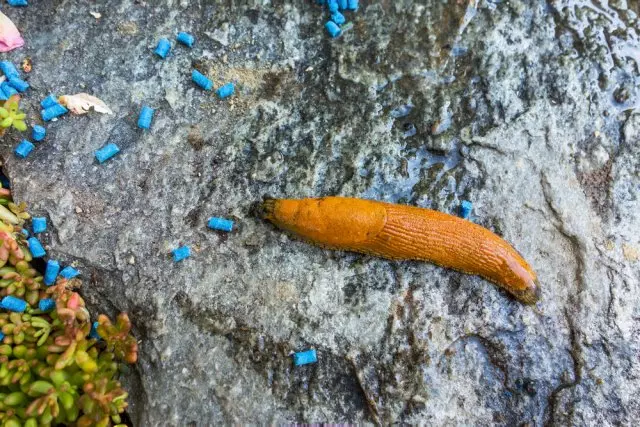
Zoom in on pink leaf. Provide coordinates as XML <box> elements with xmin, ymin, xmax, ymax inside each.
<box><xmin>0</xmin><ymin>11</ymin><xmax>25</xmax><ymax>53</ymax></box>
<box><xmin>67</xmin><ymin>292</ymin><xmax>80</xmax><ymax>310</ymax></box>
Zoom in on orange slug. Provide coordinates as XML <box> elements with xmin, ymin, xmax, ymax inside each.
<box><xmin>261</xmin><ymin>197</ymin><xmax>539</xmax><ymax>304</ymax></box>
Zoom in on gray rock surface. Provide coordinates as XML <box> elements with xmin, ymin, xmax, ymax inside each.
<box><xmin>1</xmin><ymin>0</ymin><xmax>640</xmax><ymax>424</ymax></box>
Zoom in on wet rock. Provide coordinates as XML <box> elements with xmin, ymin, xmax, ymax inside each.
<box><xmin>1</xmin><ymin>0</ymin><xmax>639</xmax><ymax>425</ymax></box>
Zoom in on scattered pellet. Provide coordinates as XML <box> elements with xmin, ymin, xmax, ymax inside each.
<box><xmin>137</xmin><ymin>105</ymin><xmax>155</xmax><ymax>129</ymax></box>
<box><xmin>331</xmin><ymin>12</ymin><xmax>346</xmax><ymax>25</ymax></box>
<box><xmin>60</xmin><ymin>266</ymin><xmax>80</xmax><ymax>279</ymax></box>
<box><xmin>192</xmin><ymin>70</ymin><xmax>213</xmax><ymax>90</ymax></box>
<box><xmin>325</xmin><ymin>21</ymin><xmax>341</xmax><ymax>38</ymax></box>
<box><xmin>1</xmin><ymin>82</ymin><xmax>18</xmax><ymax>98</ymax></box>
<box><xmin>0</xmin><ymin>61</ymin><xmax>19</xmax><ymax>79</ymax></box>
<box><xmin>293</xmin><ymin>349</ymin><xmax>318</xmax><ymax>366</ymax></box>
<box><xmin>172</xmin><ymin>245</ymin><xmax>191</xmax><ymax>262</ymax></box>
<box><xmin>44</xmin><ymin>260</ymin><xmax>60</xmax><ymax>286</ymax></box>
<box><xmin>7</xmin><ymin>77</ymin><xmax>29</xmax><ymax>92</ymax></box>
<box><xmin>459</xmin><ymin>200</ymin><xmax>473</xmax><ymax>219</ymax></box>
<box><xmin>32</xmin><ymin>217</ymin><xmax>46</xmax><ymax>233</ymax></box>
<box><xmin>177</xmin><ymin>32</ymin><xmax>195</xmax><ymax>48</ymax></box>
<box><xmin>154</xmin><ymin>38</ymin><xmax>171</xmax><ymax>58</ymax></box>
<box><xmin>40</xmin><ymin>95</ymin><xmax>59</xmax><ymax>109</ymax></box>
<box><xmin>216</xmin><ymin>82</ymin><xmax>235</xmax><ymax>99</ymax></box>
<box><xmin>14</xmin><ymin>140</ymin><xmax>34</xmax><ymax>158</ymax></box>
<box><xmin>32</xmin><ymin>125</ymin><xmax>46</xmax><ymax>141</ymax></box>
<box><xmin>0</xmin><ymin>296</ymin><xmax>27</xmax><ymax>312</ymax></box>
<box><xmin>208</xmin><ymin>217</ymin><xmax>234</xmax><ymax>232</ymax></box>
<box><xmin>41</xmin><ymin>104</ymin><xmax>68</xmax><ymax>121</ymax></box>
<box><xmin>38</xmin><ymin>298</ymin><xmax>55</xmax><ymax>312</ymax></box>
<box><xmin>27</xmin><ymin>237</ymin><xmax>46</xmax><ymax>258</ymax></box>
<box><xmin>95</xmin><ymin>143</ymin><xmax>121</xmax><ymax>164</ymax></box>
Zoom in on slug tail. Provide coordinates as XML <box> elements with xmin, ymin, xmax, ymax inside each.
<box><xmin>510</xmin><ymin>278</ymin><xmax>541</xmax><ymax>305</ymax></box>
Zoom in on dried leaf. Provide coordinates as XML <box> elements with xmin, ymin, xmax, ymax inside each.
<box><xmin>21</xmin><ymin>57</ymin><xmax>32</xmax><ymax>73</ymax></box>
<box><xmin>59</xmin><ymin>93</ymin><xmax>113</xmax><ymax>115</ymax></box>
<box><xmin>0</xmin><ymin>11</ymin><xmax>25</xmax><ymax>53</ymax></box>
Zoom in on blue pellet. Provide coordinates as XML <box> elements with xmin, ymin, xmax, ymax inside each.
<box><xmin>0</xmin><ymin>332</ymin><xmax>4</xmax><ymax>341</ymax></box>
<box><xmin>216</xmin><ymin>82</ymin><xmax>235</xmax><ymax>99</ymax></box>
<box><xmin>0</xmin><ymin>175</ymin><xmax>10</xmax><ymax>189</ymax></box>
<box><xmin>38</xmin><ymin>298</ymin><xmax>55</xmax><ymax>312</ymax></box>
<box><xmin>89</xmin><ymin>321</ymin><xmax>101</xmax><ymax>340</ymax></box>
<box><xmin>177</xmin><ymin>32</ymin><xmax>195</xmax><ymax>48</ymax></box>
<box><xmin>44</xmin><ymin>260</ymin><xmax>60</xmax><ymax>286</ymax></box>
<box><xmin>137</xmin><ymin>105</ymin><xmax>155</xmax><ymax>129</ymax></box>
<box><xmin>0</xmin><ymin>61</ymin><xmax>19</xmax><ymax>79</ymax></box>
<box><xmin>154</xmin><ymin>38</ymin><xmax>171</xmax><ymax>58</ymax></box>
<box><xmin>41</xmin><ymin>104</ymin><xmax>68</xmax><ymax>121</ymax></box>
<box><xmin>28</xmin><ymin>237</ymin><xmax>46</xmax><ymax>258</ymax></box>
<box><xmin>325</xmin><ymin>21</ymin><xmax>341</xmax><ymax>38</ymax></box>
<box><xmin>316</xmin><ymin>0</ymin><xmax>326</xmax><ymax>3</ymax></box>
<box><xmin>7</xmin><ymin>0</ymin><xmax>28</xmax><ymax>6</ymax></box>
<box><xmin>32</xmin><ymin>217</ymin><xmax>47</xmax><ymax>233</ymax></box>
<box><xmin>1</xmin><ymin>296</ymin><xmax>27</xmax><ymax>312</ymax></box>
<box><xmin>0</xmin><ymin>90</ymin><xmax>7</xmax><ymax>101</ymax></box>
<box><xmin>332</xmin><ymin>12</ymin><xmax>346</xmax><ymax>25</ymax></box>
<box><xmin>192</xmin><ymin>70</ymin><xmax>213</xmax><ymax>91</ymax></box>
<box><xmin>207</xmin><ymin>217</ymin><xmax>234</xmax><ymax>232</ymax></box>
<box><xmin>338</xmin><ymin>0</ymin><xmax>347</xmax><ymax>10</ymax></box>
<box><xmin>328</xmin><ymin>0</ymin><xmax>338</xmax><ymax>13</ymax></box>
<box><xmin>95</xmin><ymin>143</ymin><xmax>120</xmax><ymax>164</ymax></box>
<box><xmin>32</xmin><ymin>125</ymin><xmax>46</xmax><ymax>142</ymax></box>
<box><xmin>8</xmin><ymin>77</ymin><xmax>29</xmax><ymax>93</ymax></box>
<box><xmin>60</xmin><ymin>266</ymin><xmax>80</xmax><ymax>279</ymax></box>
<box><xmin>172</xmin><ymin>245</ymin><xmax>191</xmax><ymax>262</ymax></box>
<box><xmin>15</xmin><ymin>140</ymin><xmax>34</xmax><ymax>158</ymax></box>
<box><xmin>293</xmin><ymin>349</ymin><xmax>317</xmax><ymax>366</ymax></box>
<box><xmin>40</xmin><ymin>95</ymin><xmax>59</xmax><ymax>109</ymax></box>
<box><xmin>347</xmin><ymin>0</ymin><xmax>358</xmax><ymax>10</ymax></box>
<box><xmin>1</xmin><ymin>82</ymin><xmax>18</xmax><ymax>98</ymax></box>
<box><xmin>460</xmin><ymin>200</ymin><xmax>473</xmax><ymax>219</ymax></box>
<box><xmin>21</xmin><ymin>229</ymin><xmax>29</xmax><ymax>238</ymax></box>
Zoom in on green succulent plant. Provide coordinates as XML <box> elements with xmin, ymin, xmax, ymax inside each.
<box><xmin>0</xmin><ymin>182</ymin><xmax>137</xmax><ymax>427</ymax></box>
<box><xmin>0</xmin><ymin>96</ymin><xmax>27</xmax><ymax>135</ymax></box>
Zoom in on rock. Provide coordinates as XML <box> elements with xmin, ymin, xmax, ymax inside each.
<box><xmin>1</xmin><ymin>0</ymin><xmax>639</xmax><ymax>425</ymax></box>
<box><xmin>206</xmin><ymin>23</ymin><xmax>231</xmax><ymax>47</ymax></box>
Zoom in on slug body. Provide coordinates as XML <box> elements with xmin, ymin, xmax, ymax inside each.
<box><xmin>262</xmin><ymin>197</ymin><xmax>539</xmax><ymax>304</ymax></box>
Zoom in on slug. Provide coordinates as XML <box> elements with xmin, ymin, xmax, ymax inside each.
<box><xmin>261</xmin><ymin>197</ymin><xmax>539</xmax><ymax>304</ymax></box>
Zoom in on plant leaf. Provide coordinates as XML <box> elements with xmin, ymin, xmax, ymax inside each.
<box><xmin>58</xmin><ymin>93</ymin><xmax>113</xmax><ymax>115</ymax></box>
<box><xmin>0</xmin><ymin>204</ymin><xmax>19</xmax><ymax>224</ymax></box>
<box><xmin>7</xmin><ymin>96</ymin><xmax>20</xmax><ymax>113</ymax></box>
<box><xmin>13</xmin><ymin>119</ymin><xmax>26</xmax><ymax>131</ymax></box>
<box><xmin>0</xmin><ymin>11</ymin><xmax>25</xmax><ymax>53</ymax></box>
